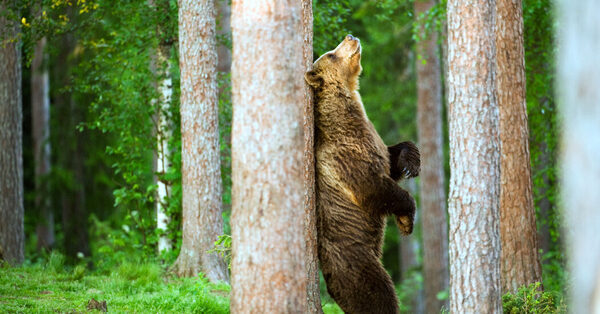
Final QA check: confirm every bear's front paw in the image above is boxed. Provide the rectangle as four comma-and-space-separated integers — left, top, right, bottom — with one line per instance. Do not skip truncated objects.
396, 215, 414, 235
395, 196, 415, 235
388, 141, 421, 181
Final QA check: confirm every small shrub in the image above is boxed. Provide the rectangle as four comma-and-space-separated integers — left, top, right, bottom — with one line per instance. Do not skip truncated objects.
502, 282, 567, 314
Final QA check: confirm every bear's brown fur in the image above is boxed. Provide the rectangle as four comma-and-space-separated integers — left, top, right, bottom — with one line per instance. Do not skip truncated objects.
305, 35, 418, 314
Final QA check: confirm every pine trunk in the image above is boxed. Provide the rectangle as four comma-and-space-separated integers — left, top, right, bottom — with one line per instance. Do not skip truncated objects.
175, 0, 229, 282
559, 0, 600, 312
415, 0, 449, 312
496, 0, 542, 294
230, 0, 308, 312
31, 36, 54, 252
447, 0, 502, 312
0, 1, 24, 264
302, 1, 321, 312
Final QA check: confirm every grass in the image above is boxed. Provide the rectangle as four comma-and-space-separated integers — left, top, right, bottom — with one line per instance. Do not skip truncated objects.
0, 253, 230, 313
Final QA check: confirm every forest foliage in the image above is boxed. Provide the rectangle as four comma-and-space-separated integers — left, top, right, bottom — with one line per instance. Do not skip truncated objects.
2, 0, 564, 312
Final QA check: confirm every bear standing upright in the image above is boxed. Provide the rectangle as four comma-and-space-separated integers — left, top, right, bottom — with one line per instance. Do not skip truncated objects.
305, 35, 419, 314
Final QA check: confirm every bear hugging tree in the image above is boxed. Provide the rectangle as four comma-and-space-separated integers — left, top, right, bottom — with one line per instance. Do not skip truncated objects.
305, 35, 420, 314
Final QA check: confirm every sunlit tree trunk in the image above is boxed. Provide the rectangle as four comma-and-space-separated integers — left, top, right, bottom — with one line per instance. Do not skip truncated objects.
174, 0, 229, 282
496, 0, 542, 294
32, 33, 54, 252
230, 0, 308, 311
415, 0, 449, 312
447, 0, 502, 312
0, 1, 24, 264
302, 1, 321, 312
559, 0, 600, 312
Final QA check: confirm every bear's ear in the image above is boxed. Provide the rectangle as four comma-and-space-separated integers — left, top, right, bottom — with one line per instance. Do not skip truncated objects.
304, 70, 323, 88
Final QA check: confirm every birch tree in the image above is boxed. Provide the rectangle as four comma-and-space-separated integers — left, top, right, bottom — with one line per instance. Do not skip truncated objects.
415, 0, 449, 311
174, 0, 229, 282
0, 0, 24, 264
496, 0, 542, 293
559, 0, 600, 312
447, 0, 502, 312
230, 0, 310, 311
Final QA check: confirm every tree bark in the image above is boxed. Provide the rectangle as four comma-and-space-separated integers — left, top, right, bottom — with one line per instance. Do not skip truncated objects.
0, 1, 24, 265
174, 0, 229, 283
415, 0, 449, 312
302, 1, 321, 313
155, 45, 173, 254
447, 0, 502, 312
558, 0, 600, 312
496, 0, 542, 294
230, 0, 308, 312
31, 35, 54, 252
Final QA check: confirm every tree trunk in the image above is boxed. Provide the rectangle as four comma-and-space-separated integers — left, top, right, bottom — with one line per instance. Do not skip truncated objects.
447, 0, 502, 312
230, 0, 308, 312
154, 45, 173, 254
302, 1, 321, 313
174, 0, 229, 283
415, 0, 449, 312
496, 0, 542, 294
31, 35, 54, 252
0, 1, 24, 265
559, 0, 600, 312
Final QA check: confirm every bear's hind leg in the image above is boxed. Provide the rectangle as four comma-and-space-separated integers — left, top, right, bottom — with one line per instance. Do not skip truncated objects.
323, 252, 399, 314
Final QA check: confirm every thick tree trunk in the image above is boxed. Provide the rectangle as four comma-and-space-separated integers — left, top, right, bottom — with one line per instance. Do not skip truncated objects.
155, 46, 173, 254
31, 36, 54, 252
302, 1, 321, 313
174, 0, 229, 283
496, 0, 542, 294
230, 0, 308, 312
415, 1, 449, 312
447, 0, 502, 312
559, 1, 600, 312
0, 1, 25, 265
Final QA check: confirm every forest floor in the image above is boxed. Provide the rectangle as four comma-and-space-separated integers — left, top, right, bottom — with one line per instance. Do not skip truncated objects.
0, 255, 344, 313
0, 258, 230, 313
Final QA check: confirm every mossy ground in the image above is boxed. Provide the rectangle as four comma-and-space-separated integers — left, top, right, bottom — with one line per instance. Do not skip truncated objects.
0, 255, 229, 313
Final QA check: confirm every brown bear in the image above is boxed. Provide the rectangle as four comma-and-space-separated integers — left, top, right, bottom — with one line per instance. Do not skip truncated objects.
305, 35, 419, 314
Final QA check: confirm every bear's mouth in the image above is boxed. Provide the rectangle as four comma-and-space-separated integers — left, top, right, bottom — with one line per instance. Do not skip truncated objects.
350, 42, 362, 58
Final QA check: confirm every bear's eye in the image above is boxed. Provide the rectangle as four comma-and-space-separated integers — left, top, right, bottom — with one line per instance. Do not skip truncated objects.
327, 54, 336, 60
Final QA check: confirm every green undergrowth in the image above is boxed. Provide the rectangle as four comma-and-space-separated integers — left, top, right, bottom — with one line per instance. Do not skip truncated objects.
0, 253, 229, 313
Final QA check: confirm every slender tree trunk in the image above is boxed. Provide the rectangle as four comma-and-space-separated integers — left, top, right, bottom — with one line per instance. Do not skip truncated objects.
496, 0, 542, 294
0, 1, 24, 264
32, 35, 54, 252
174, 0, 229, 282
230, 1, 308, 312
447, 0, 502, 312
559, 0, 600, 312
155, 45, 173, 254
216, 0, 231, 74
415, 1, 449, 312
302, 1, 321, 312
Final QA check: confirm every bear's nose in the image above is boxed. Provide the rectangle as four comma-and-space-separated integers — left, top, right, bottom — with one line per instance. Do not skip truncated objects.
346, 34, 355, 41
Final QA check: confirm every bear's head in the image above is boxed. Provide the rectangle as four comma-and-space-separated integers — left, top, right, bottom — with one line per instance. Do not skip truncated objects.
305, 35, 362, 92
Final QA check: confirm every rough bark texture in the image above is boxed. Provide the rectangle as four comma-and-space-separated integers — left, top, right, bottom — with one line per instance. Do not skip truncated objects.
447, 0, 502, 312
0, 1, 25, 264
175, 0, 229, 282
415, 0, 449, 312
302, 1, 321, 313
31, 35, 54, 252
496, 0, 542, 294
230, 1, 307, 312
558, 0, 600, 312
